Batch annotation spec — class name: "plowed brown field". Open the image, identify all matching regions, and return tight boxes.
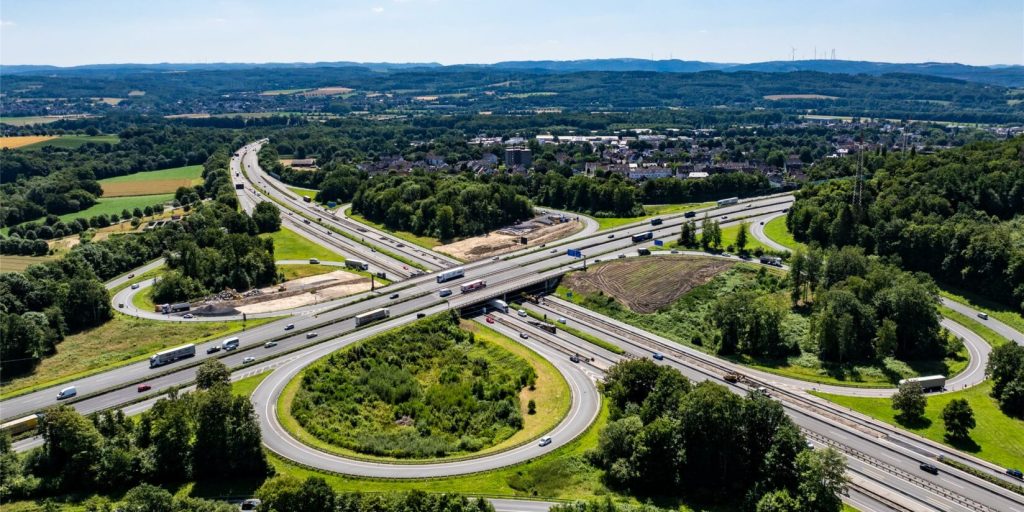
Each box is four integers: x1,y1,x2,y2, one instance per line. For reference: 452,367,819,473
563,256,734,313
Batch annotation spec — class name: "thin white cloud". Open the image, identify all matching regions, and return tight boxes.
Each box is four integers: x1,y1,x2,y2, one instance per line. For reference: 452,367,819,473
0,19,16,27
372,6,384,13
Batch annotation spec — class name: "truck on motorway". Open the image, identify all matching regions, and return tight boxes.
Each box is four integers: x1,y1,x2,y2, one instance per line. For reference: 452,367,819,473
1,413,43,436
221,337,240,351
717,197,739,206
436,267,465,283
488,299,509,313
157,302,191,314
899,375,946,392
302,196,312,203
759,256,783,267
355,308,390,326
650,218,663,226
631,231,653,243
345,259,369,271
150,344,196,368
461,279,486,293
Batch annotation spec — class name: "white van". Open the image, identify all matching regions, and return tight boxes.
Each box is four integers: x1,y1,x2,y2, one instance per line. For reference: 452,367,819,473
438,288,452,297
57,386,77,400
538,436,552,447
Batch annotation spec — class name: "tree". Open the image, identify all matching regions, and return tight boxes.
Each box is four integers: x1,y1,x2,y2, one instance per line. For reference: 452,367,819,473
678,220,697,247
874,318,898,359
435,205,455,240
892,381,926,422
527,399,536,415
255,476,334,512
755,489,801,512
941,399,975,441
736,221,749,253
119,483,174,512
985,344,1024,417
251,202,281,233
794,448,847,512
196,359,231,390
34,405,103,490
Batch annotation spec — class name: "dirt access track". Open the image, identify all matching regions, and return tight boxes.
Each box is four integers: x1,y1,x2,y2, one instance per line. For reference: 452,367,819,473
435,217,582,261
562,256,734,313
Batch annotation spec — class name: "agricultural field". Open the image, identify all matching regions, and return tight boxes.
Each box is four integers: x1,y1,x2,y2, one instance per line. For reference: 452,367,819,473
764,94,839,100
0,135,57,148
55,193,175,225
259,88,312,95
0,254,55,273
0,116,75,126
261,227,346,261
559,257,964,387
99,164,203,196
288,313,555,459
814,382,1024,469
17,134,121,151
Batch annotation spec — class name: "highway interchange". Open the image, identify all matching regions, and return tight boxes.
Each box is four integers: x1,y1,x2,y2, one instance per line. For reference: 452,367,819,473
4,141,1023,512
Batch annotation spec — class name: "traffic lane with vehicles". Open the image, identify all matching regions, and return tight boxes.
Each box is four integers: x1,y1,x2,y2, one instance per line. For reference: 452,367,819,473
103,258,166,291
7,199,795,419
252,309,599,478
940,298,1024,347
748,211,790,252
237,145,448,272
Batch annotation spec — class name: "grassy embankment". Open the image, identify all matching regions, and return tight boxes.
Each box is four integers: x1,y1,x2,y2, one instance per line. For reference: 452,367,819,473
275,318,571,462
813,381,1024,469
762,215,806,251
345,207,445,252
0,314,278,400
594,202,714,231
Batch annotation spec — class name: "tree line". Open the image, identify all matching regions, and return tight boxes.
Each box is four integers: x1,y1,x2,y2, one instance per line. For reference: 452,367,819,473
787,137,1024,311
591,359,847,510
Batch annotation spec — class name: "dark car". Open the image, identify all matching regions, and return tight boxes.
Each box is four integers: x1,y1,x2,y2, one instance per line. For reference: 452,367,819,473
389,293,400,299
206,346,221,354
919,463,939,475
652,352,665,360
1007,468,1024,479
137,384,152,393
416,312,426,318
570,355,581,363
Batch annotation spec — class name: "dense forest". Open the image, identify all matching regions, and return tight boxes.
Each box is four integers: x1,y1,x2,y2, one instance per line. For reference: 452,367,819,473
0,360,269,501
352,173,534,240
592,359,847,510
787,137,1024,310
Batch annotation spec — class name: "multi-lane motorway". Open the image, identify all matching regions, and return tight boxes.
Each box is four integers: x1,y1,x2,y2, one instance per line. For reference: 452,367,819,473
6,141,1023,512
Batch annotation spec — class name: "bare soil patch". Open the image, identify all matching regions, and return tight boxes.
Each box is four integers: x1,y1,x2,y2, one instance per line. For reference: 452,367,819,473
234,270,370,314
102,179,194,197
435,217,583,261
563,256,734,313
303,87,354,97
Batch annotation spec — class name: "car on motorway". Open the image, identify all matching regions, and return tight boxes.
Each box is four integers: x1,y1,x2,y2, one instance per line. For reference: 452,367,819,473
439,288,452,297
550,248,557,253
617,254,625,258
670,249,679,254
389,293,400,299
492,256,500,261
183,313,194,319
207,346,221,354
518,309,527,317
538,436,552,447
977,312,989,320
285,324,294,330
306,332,318,339
520,332,529,339
759,221,764,225
118,303,124,308
652,352,664,360
570,354,580,363
137,384,151,393
485,315,495,324
607,234,615,238
128,273,135,278
919,463,939,475
721,215,728,220
242,356,256,364
1007,468,1023,479
264,341,278,348
131,283,140,290
417,312,426,318
309,258,320,264
557,317,567,324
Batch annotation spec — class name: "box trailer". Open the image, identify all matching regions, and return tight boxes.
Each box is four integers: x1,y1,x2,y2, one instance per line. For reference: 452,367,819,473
488,299,509,314
1,413,43,436
461,279,486,293
631,231,653,243
436,267,465,283
899,375,946,392
355,308,390,326
150,344,196,368
717,197,739,206
345,259,369,271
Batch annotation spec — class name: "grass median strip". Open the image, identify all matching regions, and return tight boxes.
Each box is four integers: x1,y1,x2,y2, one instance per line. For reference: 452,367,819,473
520,306,624,355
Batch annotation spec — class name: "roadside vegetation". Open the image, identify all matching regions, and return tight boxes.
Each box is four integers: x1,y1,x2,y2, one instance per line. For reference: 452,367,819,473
813,381,1023,469
291,312,539,458
261,226,346,261
763,214,805,251
592,202,712,231
559,249,964,387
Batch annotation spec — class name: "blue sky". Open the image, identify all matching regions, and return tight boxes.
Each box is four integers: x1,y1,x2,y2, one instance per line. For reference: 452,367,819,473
1,0,1021,66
